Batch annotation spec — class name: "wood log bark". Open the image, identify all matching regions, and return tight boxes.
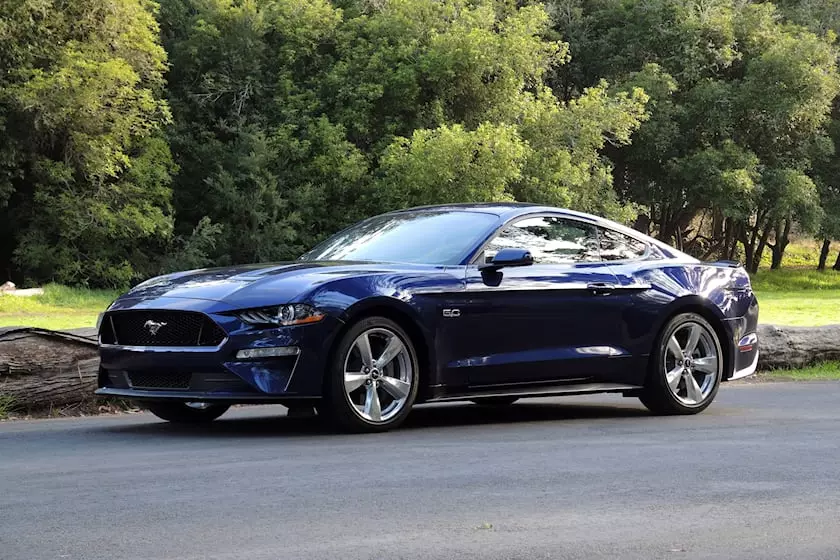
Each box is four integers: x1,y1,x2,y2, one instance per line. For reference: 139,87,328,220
757,324,840,370
0,327,98,410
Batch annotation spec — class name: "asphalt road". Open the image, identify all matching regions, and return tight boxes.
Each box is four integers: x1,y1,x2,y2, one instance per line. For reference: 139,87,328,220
2,382,840,560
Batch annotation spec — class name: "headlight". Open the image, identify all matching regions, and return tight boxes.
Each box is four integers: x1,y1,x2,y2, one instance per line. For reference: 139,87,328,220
237,304,325,327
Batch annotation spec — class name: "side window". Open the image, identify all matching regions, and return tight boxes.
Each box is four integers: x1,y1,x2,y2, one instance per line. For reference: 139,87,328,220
598,227,647,261
484,216,600,264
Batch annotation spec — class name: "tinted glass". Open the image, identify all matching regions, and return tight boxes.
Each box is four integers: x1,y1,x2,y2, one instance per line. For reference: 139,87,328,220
485,216,600,264
300,211,498,265
598,227,647,260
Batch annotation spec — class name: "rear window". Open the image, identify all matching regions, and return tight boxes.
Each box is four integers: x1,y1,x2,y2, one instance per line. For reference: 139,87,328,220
598,227,648,261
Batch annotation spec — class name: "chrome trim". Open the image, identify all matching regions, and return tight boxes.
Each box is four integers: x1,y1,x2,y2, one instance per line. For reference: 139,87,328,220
108,315,118,343
98,341,227,352
729,349,759,381
283,352,302,393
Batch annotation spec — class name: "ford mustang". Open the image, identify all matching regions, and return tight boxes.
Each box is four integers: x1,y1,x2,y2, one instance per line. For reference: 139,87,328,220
96,203,759,432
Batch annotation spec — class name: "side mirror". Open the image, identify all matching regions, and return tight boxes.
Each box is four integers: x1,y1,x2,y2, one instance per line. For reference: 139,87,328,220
479,247,534,271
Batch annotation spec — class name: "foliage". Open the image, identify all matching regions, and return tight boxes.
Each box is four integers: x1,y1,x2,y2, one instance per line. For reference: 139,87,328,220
157,0,647,270
0,0,174,287
2,0,840,286
0,393,16,420
553,0,840,270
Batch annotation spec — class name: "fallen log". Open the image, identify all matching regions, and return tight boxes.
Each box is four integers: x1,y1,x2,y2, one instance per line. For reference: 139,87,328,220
756,324,840,370
0,327,98,411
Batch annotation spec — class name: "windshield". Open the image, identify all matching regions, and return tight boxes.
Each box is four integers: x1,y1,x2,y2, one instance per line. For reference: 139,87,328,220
300,211,498,265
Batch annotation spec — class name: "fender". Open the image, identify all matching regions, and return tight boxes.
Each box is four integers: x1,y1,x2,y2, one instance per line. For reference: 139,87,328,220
647,294,736,378
338,295,440,392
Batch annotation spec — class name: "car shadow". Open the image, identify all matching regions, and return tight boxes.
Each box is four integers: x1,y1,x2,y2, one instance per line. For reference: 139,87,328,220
98,400,650,439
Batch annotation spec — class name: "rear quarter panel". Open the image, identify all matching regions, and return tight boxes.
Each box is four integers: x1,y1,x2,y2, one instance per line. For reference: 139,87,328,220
609,260,758,380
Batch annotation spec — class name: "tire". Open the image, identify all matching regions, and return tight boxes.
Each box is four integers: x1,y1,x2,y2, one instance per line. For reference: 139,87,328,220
146,402,230,423
319,316,419,433
471,397,519,406
639,312,724,415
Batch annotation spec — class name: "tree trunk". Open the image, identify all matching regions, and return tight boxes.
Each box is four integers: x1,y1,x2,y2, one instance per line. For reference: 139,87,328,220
0,327,98,411
633,213,651,235
724,218,736,261
818,239,831,270
753,223,772,273
757,324,840,370
770,219,791,270
834,250,840,271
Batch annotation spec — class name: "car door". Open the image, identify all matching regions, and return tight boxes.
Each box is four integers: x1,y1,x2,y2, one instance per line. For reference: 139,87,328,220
445,215,631,388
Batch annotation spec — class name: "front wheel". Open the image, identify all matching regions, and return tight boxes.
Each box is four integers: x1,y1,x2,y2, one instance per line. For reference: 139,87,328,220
320,317,419,433
146,402,230,423
639,313,723,415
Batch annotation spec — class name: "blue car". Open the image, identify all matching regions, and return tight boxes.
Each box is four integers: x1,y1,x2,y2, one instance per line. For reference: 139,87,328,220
96,203,759,432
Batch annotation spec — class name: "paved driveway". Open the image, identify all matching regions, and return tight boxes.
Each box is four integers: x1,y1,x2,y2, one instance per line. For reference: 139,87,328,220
1,382,839,559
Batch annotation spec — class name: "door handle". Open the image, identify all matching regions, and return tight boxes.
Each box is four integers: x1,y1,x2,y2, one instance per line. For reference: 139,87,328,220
587,282,616,295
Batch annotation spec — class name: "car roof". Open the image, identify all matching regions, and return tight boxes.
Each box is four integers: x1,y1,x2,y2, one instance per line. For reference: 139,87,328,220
392,202,609,224
390,202,539,217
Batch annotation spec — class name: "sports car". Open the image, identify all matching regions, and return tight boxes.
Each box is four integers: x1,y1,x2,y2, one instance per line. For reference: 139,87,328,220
96,203,759,432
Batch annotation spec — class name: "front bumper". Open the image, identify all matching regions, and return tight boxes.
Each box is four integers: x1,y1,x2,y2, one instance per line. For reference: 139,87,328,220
96,301,342,401
94,387,307,403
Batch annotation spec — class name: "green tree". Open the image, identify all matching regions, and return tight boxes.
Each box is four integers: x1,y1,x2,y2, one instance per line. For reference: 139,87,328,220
161,0,648,267
0,0,174,287
776,0,840,270
553,0,840,271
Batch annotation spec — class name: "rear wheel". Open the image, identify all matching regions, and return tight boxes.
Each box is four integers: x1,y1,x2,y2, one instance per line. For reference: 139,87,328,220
146,402,230,423
639,313,723,415
320,317,419,433
471,397,519,406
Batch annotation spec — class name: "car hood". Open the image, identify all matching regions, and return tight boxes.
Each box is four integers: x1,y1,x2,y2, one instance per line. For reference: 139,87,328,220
119,261,443,308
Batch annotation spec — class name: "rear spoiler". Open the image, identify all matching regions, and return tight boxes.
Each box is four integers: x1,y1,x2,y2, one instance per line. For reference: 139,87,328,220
709,260,743,268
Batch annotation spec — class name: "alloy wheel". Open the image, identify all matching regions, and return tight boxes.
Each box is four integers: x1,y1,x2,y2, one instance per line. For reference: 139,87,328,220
662,321,720,406
343,327,414,423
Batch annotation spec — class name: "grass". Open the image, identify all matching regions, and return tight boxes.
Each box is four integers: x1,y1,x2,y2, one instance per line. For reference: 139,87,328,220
752,290,840,326
751,268,840,291
760,361,840,381
758,238,827,269
0,284,118,330
751,268,840,326
0,394,16,420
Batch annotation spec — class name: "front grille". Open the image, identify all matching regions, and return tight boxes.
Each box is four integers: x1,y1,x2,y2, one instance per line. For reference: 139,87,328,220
127,371,192,390
100,311,226,347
